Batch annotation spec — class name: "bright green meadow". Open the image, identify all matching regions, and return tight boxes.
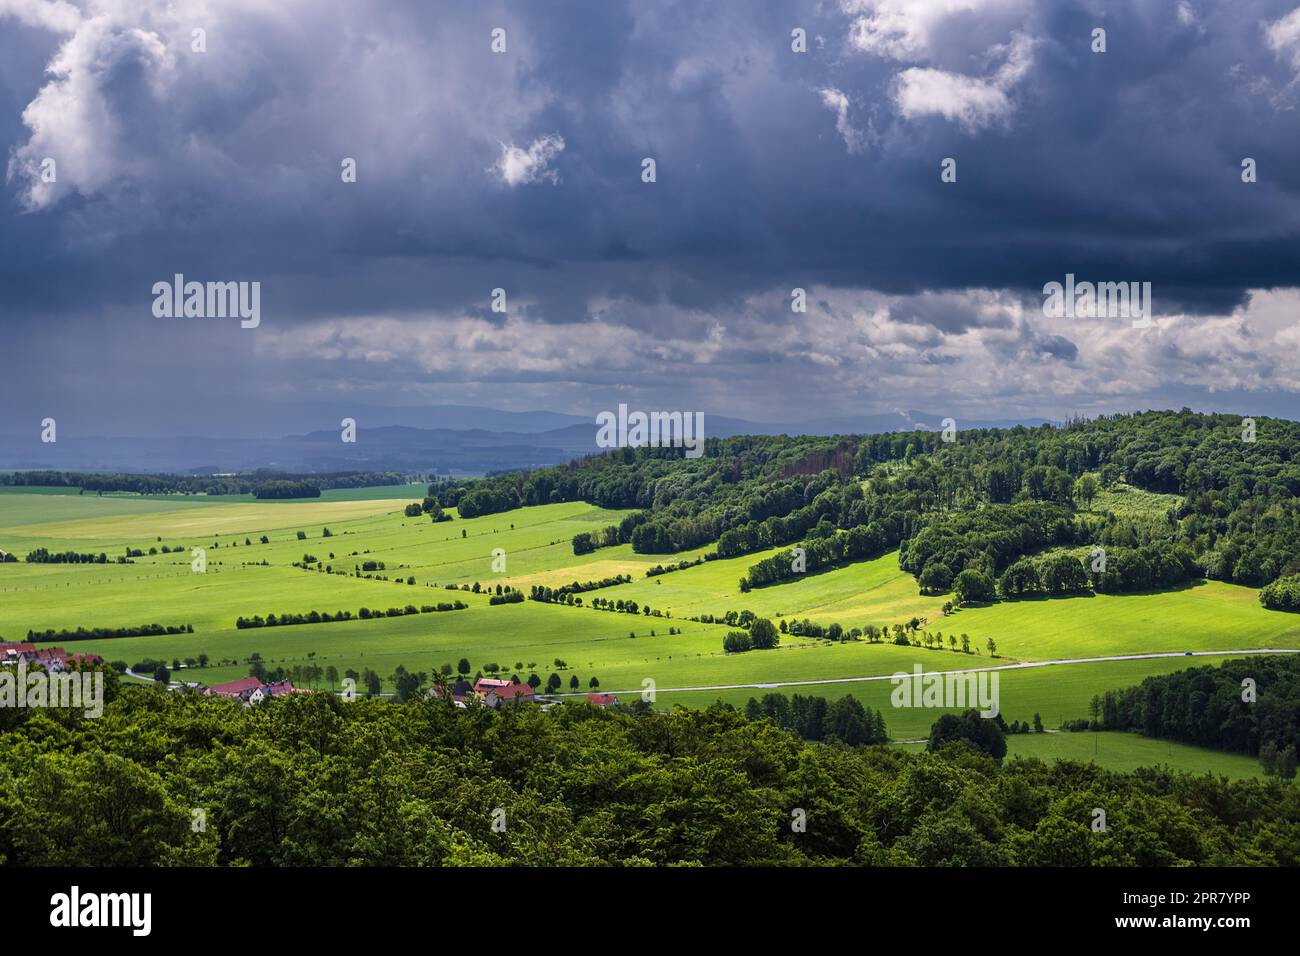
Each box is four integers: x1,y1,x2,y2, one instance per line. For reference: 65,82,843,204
1,488,1296,779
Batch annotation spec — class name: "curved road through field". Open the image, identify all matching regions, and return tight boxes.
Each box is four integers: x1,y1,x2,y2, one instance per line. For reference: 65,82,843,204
562,648,1300,698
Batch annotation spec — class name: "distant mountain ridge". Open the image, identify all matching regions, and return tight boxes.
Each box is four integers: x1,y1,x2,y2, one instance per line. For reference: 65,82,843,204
0,406,1055,476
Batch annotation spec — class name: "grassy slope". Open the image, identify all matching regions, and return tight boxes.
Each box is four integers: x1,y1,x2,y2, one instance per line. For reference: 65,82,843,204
939,582,1300,659
600,547,944,625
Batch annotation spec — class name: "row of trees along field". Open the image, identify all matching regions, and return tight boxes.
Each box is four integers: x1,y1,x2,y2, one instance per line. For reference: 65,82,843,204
0,470,408,497
436,410,1300,594
1067,655,1300,779
1,675,1297,866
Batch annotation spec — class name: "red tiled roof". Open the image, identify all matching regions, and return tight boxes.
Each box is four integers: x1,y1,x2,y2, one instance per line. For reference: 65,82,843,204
205,676,265,697
474,677,512,693
495,682,535,700
0,644,106,669
587,693,618,706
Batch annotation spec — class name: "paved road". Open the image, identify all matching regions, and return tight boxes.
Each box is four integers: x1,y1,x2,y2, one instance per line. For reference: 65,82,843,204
554,648,1300,698
123,648,1300,699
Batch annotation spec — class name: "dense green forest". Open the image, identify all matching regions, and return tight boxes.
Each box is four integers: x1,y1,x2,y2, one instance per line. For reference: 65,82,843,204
1,675,1297,866
1075,656,1300,778
439,411,1300,597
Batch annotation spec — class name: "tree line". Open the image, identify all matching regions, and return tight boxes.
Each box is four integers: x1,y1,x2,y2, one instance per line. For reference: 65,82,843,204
1067,655,1300,779
24,548,122,564
28,623,194,642
1,470,408,496
234,601,467,629
743,692,888,745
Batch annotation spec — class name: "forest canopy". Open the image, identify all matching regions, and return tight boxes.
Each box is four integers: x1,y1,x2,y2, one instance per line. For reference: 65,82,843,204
1,678,1297,867
440,411,1300,595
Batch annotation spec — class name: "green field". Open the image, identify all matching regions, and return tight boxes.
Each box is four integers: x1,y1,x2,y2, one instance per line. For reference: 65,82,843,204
642,653,1290,739
601,547,944,626
894,731,1268,781
2,487,1298,780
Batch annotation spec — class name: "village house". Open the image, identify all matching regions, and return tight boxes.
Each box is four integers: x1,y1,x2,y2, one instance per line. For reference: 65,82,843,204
428,676,540,709
0,642,102,672
203,675,297,705
587,693,618,708
248,680,297,705
470,676,537,708
483,682,535,709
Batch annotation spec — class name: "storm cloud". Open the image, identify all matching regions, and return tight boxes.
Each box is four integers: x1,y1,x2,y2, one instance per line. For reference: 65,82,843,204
2,0,1300,436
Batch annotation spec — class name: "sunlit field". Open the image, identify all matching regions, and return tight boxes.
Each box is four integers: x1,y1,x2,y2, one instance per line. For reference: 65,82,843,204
2,488,1298,783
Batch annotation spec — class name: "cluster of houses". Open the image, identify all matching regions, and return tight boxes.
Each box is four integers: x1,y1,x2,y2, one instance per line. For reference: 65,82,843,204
202,675,300,705
0,642,103,672
0,639,626,720
0,642,622,713
431,676,618,711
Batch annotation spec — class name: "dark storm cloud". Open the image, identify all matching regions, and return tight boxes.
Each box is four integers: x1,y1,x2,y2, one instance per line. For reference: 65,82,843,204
2,0,1300,434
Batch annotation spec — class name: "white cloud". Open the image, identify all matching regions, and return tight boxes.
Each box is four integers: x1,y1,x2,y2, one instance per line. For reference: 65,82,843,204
892,32,1034,131
6,18,175,210
0,0,81,34
4,0,563,217
843,0,1021,61
240,279,1300,422
1266,7,1300,73
819,87,869,154
493,134,565,187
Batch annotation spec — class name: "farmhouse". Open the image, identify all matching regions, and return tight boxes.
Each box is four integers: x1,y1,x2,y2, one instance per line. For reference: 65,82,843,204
432,676,539,709
204,676,264,699
0,642,102,672
587,693,618,708
483,682,535,708
204,676,298,705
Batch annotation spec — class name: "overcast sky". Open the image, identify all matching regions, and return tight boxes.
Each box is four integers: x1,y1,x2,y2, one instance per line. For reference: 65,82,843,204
2,0,1300,438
